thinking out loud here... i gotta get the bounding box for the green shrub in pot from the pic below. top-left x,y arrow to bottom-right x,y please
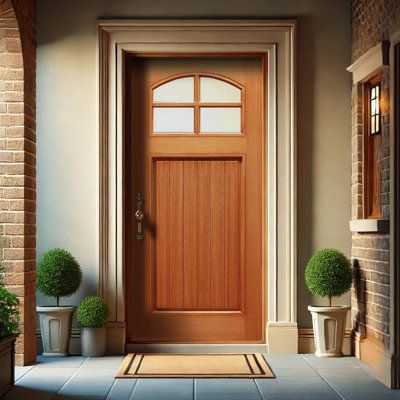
305,248 -> 353,306
0,265 -> 19,396
0,285 -> 19,339
305,248 -> 353,357
77,296 -> 109,357
37,248 -> 82,307
36,248 -> 82,356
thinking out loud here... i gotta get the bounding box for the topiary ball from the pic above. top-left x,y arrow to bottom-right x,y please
77,296 -> 109,327
305,248 -> 352,299
37,248 -> 82,302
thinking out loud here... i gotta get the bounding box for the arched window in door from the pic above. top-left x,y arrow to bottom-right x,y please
151,73 -> 243,135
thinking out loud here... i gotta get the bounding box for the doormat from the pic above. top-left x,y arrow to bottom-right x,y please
116,353 -> 274,378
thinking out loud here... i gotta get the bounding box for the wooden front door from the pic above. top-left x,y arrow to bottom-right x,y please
126,55 -> 265,343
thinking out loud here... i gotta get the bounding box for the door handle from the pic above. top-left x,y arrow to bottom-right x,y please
135,193 -> 144,242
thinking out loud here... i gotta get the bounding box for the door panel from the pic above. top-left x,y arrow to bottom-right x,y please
126,56 -> 265,343
153,157 -> 242,311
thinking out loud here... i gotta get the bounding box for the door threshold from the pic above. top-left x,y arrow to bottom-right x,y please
125,343 -> 268,354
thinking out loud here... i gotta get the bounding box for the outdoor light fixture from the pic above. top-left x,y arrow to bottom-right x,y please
369,83 -> 381,135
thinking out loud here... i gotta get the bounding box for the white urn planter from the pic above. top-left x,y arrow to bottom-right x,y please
37,306 -> 75,356
308,305 -> 350,357
81,327 -> 106,357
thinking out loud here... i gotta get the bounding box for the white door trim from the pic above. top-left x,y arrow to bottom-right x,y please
98,19 -> 297,353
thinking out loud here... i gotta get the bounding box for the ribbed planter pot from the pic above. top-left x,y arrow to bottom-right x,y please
37,306 -> 75,356
308,305 -> 350,357
81,327 -> 106,357
0,334 -> 17,397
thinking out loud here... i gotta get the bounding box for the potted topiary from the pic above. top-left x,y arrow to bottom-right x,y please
0,267 -> 20,397
36,248 -> 82,356
77,296 -> 109,357
305,248 -> 353,357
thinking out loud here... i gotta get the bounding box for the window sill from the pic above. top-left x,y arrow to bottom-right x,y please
349,219 -> 390,234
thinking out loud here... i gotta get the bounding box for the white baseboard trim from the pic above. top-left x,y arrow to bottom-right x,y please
298,328 -> 352,355
267,322 -> 298,353
125,343 -> 268,353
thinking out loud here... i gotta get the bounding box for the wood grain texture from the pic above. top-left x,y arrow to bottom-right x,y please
153,158 -> 241,311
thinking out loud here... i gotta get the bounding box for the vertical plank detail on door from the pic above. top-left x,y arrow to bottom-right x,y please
168,160 -> 184,309
155,160 -> 170,309
153,157 -> 242,311
225,160 -> 240,309
197,160 -> 211,309
210,161 -> 225,309
183,161 -> 198,308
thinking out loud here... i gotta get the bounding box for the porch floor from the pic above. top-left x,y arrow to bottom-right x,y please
5,354 -> 400,400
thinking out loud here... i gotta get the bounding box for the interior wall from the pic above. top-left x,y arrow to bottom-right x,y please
36,0 -> 352,329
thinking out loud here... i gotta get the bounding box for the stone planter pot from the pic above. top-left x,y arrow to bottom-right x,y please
81,327 -> 106,357
0,334 -> 17,397
37,306 -> 75,356
308,305 -> 350,357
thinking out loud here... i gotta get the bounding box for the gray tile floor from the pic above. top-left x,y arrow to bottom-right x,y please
4,354 -> 400,400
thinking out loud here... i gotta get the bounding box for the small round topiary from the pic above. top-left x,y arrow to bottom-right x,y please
77,296 -> 109,328
37,248 -> 82,306
305,248 -> 353,306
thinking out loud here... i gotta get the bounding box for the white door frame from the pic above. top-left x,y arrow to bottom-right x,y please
97,20 -> 297,353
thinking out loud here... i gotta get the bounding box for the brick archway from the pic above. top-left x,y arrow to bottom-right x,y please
0,0 -> 36,365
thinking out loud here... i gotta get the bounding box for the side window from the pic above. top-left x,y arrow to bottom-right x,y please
151,74 -> 243,135
363,74 -> 382,219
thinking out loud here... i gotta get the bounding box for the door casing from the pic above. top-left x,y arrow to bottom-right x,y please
98,20 -> 297,354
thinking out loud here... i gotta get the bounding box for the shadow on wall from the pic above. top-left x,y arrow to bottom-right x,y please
352,258 -> 366,339
296,14 -> 317,325
36,0 -> 325,45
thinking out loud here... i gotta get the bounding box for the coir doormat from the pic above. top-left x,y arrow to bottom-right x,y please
116,353 -> 274,378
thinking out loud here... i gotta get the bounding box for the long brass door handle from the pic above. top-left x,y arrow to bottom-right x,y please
135,193 -> 144,242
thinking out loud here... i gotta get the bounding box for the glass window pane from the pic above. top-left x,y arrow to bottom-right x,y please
371,86 -> 375,99
371,98 -> 376,115
153,77 -> 194,103
153,107 -> 194,133
375,85 -> 379,98
200,77 -> 241,103
200,107 -> 241,133
371,116 -> 375,133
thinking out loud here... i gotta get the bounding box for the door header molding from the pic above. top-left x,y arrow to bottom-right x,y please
98,19 -> 297,353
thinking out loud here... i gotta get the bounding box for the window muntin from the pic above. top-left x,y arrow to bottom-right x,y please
151,74 -> 243,135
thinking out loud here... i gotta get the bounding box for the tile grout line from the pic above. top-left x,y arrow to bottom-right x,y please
129,378 -> 140,400
53,357 -> 90,398
104,377 -> 118,400
300,354 -> 347,400
253,378 -> 267,400
15,365 -> 36,383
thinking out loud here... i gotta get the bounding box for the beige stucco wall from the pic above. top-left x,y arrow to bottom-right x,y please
36,0 -> 352,329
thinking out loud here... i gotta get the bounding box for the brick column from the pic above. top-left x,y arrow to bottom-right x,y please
0,0 -> 36,366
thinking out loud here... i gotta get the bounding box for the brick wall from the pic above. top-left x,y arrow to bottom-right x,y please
352,0 -> 400,62
350,70 -> 391,351
351,0 -> 398,352
0,0 -> 36,365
